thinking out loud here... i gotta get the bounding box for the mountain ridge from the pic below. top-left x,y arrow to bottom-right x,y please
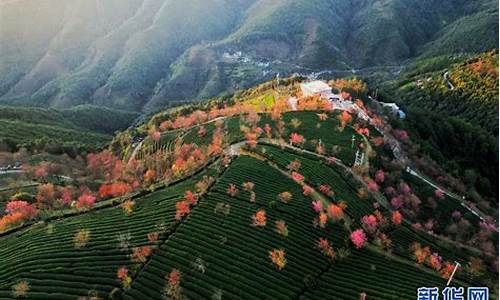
0,0 -> 497,112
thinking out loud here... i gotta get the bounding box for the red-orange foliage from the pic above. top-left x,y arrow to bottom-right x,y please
317,237 -> 335,259
175,201 -> 191,220
302,185 -> 313,196
144,169 -> 157,184
289,133 -> 305,145
167,268 -> 181,287
318,212 -> 328,228
340,111 -> 352,123
411,243 -> 431,264
0,200 -> 38,231
316,143 -> 326,155
327,203 -> 343,220
149,127 -> 161,142
350,229 -> 368,249
165,268 -> 182,299
391,211 -> 403,225
117,267 -> 128,281
34,165 -> 49,178
160,120 -> 173,131
291,172 -> 304,183
242,182 -> 255,191
357,127 -> 370,137
131,246 -> 152,263
337,111 -> 352,130
77,193 -> 96,209
251,209 -> 266,227
0,212 -> 25,232
36,183 -> 55,205
370,136 -> 385,147
440,262 -> 455,279
269,248 -> 286,270
61,187 -> 73,205
87,150 -> 120,180
99,182 -> 133,198
184,190 -> 198,206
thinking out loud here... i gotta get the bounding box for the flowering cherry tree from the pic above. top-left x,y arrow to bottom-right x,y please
350,229 -> 367,249
302,185 -> 313,196
391,211 -> 403,225
175,201 -> 191,220
289,133 -> 305,146
311,200 -> 323,213
317,238 -> 335,260
277,192 -> 292,203
269,249 -> 286,270
251,209 -> 266,227
117,267 -> 132,288
275,220 -> 289,237
327,203 -> 343,220
77,193 -> 96,209
291,172 -> 304,183
164,268 -> 182,300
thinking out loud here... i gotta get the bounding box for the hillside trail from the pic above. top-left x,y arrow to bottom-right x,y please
368,96 -> 494,228
443,71 -> 455,90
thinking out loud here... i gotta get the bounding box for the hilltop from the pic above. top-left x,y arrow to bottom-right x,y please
0,78 -> 497,299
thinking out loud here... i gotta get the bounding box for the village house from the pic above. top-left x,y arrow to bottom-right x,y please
378,102 -> 406,119
300,80 -> 344,101
295,80 -> 372,121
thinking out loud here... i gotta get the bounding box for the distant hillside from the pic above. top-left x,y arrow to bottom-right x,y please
378,51 -> 499,202
0,0 -> 497,112
380,51 -> 499,134
0,105 -> 139,153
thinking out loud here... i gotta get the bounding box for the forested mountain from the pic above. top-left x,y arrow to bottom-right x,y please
379,51 -> 499,206
0,0 -> 497,112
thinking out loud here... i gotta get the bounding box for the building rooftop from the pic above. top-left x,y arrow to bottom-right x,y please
300,81 -> 331,94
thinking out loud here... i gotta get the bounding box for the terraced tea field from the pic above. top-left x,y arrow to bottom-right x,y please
0,105 -> 497,299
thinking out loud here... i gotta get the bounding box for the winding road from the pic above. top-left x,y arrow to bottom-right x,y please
443,71 -> 455,90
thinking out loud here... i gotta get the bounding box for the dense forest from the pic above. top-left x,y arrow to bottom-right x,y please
380,51 -> 499,207
381,51 -> 499,134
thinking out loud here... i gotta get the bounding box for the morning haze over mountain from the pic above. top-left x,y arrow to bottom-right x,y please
0,1 -> 498,299
0,0 -> 497,112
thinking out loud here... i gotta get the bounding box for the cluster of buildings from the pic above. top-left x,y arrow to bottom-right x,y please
295,80 -> 370,121
294,80 -> 405,120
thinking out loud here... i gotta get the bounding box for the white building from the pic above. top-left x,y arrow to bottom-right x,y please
300,80 -> 342,100
379,102 -> 406,119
